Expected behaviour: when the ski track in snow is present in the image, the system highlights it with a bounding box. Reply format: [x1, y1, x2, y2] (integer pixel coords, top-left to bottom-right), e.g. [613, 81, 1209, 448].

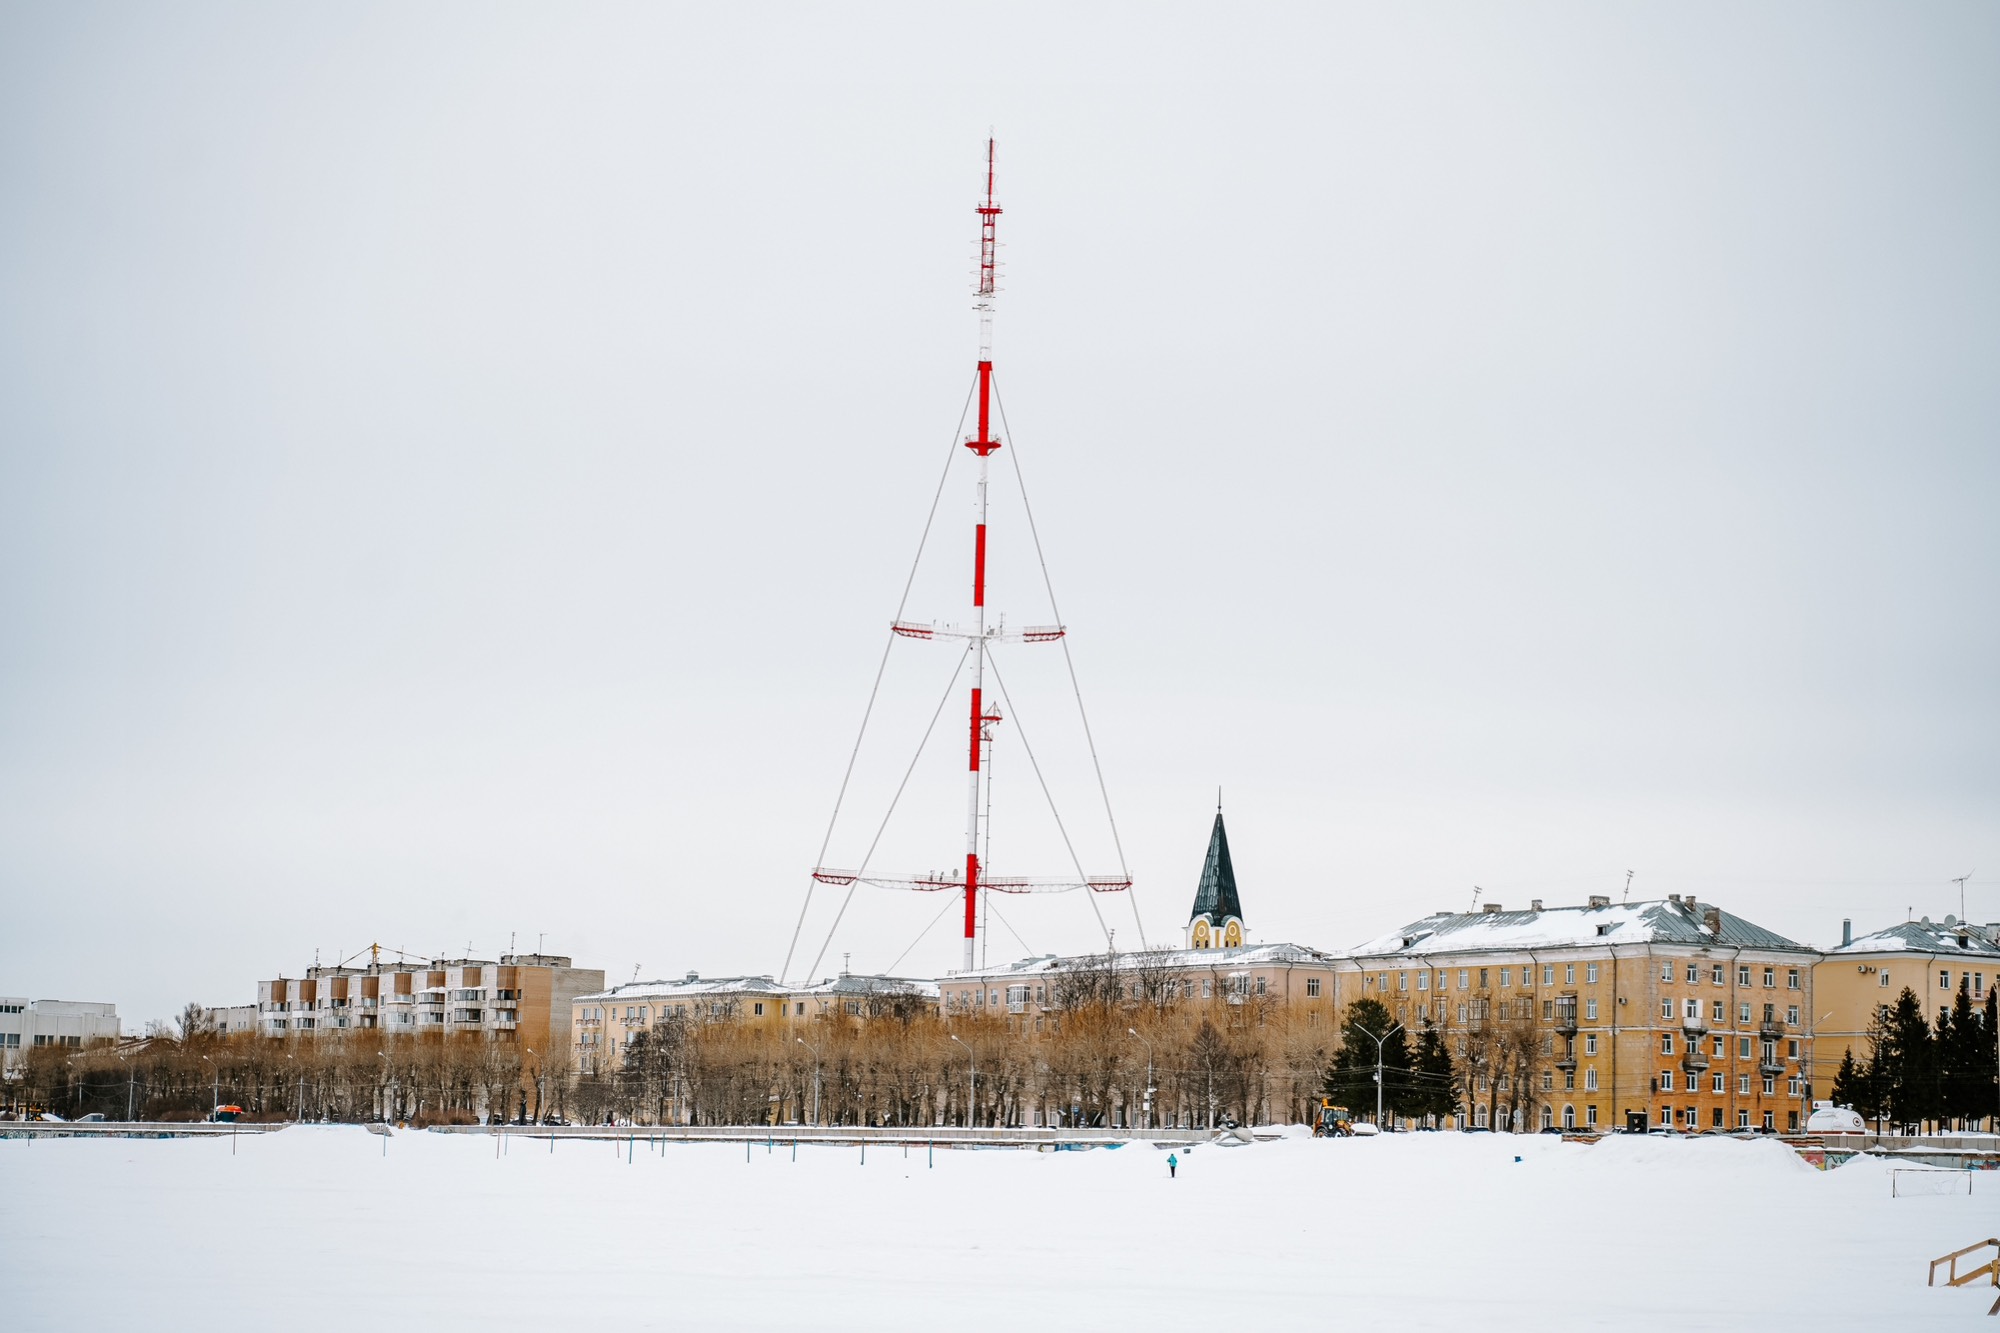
[1, 1127, 1992, 1330]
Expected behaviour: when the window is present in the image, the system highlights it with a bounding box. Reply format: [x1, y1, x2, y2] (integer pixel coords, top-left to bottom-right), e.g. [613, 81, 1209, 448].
[1458, 1004, 1469, 1023]
[1585, 1067, 1599, 1091]
[1478, 969, 1488, 988]
[1584, 1034, 1598, 1055]
[1712, 1000, 1725, 1022]
[1687, 964, 1700, 984]
[1879, 969, 1890, 988]
[1255, 976, 1267, 996]
[1786, 1005, 1799, 1026]
[1543, 966, 1555, 986]
[1562, 1105, 1576, 1129]
[1585, 999, 1598, 1020]
[1787, 969, 1800, 990]
[1978, 974, 1986, 997]
[752, 1003, 764, 1016]
[1683, 1106, 1698, 1126]
[1787, 1077, 1802, 1097]
[1661, 1070, 1675, 1092]
[1565, 964, 1576, 985]
[1306, 978, 1321, 998]
[1661, 999, 1674, 1020]
[1397, 972, 1408, 992]
[1437, 970, 1448, 991]
[1586, 963, 1599, 984]
[1586, 1105, 1598, 1128]
[1711, 1072, 1724, 1093]
[1737, 965, 1751, 986]
[1738, 1003, 1752, 1024]
[1763, 1111, 1776, 1131]
[1940, 969, 1951, 990]
[1661, 1033, 1675, 1055]
[1685, 998, 1700, 1020]
[1708, 965, 1722, 984]
[1737, 1075, 1750, 1095]
[1738, 1037, 1752, 1059]
[1762, 1076, 1775, 1095]
[1416, 972, 1427, 991]
[1458, 970, 1469, 990]
[1713, 1035, 1725, 1057]
[1499, 969, 1510, 988]
[1541, 1070, 1553, 1091]
[1660, 962, 1673, 982]
[1762, 967, 1774, 988]
[1737, 1110, 1750, 1128]
[1712, 1107, 1724, 1128]
[1202, 980, 1213, 999]
[1787, 1039, 1799, 1059]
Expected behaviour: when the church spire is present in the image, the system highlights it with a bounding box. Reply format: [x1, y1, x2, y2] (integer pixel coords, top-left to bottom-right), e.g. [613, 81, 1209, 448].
[1188, 808, 1244, 949]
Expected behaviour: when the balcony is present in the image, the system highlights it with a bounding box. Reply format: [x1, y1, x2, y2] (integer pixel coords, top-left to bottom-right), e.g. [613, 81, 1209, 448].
[1553, 1055, 1578, 1072]
[1758, 1059, 1785, 1076]
[1552, 1008, 1579, 1035]
[1758, 1020, 1784, 1039]
[1680, 1015, 1708, 1035]
[1681, 1051, 1710, 1073]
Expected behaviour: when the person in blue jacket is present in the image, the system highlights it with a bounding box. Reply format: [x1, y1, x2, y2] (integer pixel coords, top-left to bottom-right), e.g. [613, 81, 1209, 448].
[1167, 1152, 1178, 1179]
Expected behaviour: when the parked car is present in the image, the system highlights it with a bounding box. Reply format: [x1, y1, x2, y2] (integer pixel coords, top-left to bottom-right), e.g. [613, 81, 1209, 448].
[76, 1112, 106, 1123]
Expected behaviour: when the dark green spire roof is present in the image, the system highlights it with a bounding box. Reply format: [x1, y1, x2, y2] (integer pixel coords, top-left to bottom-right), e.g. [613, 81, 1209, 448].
[1191, 811, 1242, 925]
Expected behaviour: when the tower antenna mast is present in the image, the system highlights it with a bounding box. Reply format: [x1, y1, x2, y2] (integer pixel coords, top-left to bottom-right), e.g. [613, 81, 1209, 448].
[962, 136, 1004, 973]
[1955, 870, 1974, 924]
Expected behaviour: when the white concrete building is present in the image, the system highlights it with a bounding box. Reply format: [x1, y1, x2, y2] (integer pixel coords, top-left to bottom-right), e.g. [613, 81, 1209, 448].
[0, 998, 121, 1074]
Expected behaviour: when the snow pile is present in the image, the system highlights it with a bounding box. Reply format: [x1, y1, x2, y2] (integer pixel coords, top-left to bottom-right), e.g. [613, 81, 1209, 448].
[1, 1128, 1990, 1329]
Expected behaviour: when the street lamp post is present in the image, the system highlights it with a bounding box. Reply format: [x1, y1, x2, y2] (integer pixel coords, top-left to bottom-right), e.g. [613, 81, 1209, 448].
[795, 1038, 822, 1126]
[1127, 1028, 1155, 1129]
[1354, 1023, 1405, 1129]
[951, 1034, 976, 1128]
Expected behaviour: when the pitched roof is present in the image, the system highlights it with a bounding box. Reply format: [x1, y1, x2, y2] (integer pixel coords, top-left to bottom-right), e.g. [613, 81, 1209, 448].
[1826, 919, 2000, 957]
[943, 942, 1341, 984]
[1190, 811, 1242, 925]
[1349, 898, 1811, 958]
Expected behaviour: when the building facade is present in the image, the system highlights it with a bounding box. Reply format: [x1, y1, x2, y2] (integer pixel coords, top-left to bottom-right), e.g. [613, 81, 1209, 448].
[256, 951, 603, 1061]
[0, 998, 121, 1074]
[1348, 895, 1821, 1132]
[1811, 915, 2000, 1098]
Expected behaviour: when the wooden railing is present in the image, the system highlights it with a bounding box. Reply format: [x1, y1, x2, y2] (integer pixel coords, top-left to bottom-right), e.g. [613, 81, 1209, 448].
[1927, 1237, 2000, 1316]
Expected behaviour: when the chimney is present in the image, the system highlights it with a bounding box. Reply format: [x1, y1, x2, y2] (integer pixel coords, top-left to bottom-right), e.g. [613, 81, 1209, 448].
[1530, 899, 1544, 912]
[1669, 893, 1682, 906]
[1704, 907, 1722, 936]
[1841, 918, 1852, 948]
[1483, 902, 1503, 914]
[1588, 894, 1610, 909]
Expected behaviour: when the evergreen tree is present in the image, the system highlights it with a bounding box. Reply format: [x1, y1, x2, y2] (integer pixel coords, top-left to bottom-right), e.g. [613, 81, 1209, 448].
[1939, 979, 1985, 1127]
[1409, 1021, 1459, 1124]
[1323, 998, 1410, 1122]
[1829, 1047, 1880, 1120]
[1872, 987, 1938, 1132]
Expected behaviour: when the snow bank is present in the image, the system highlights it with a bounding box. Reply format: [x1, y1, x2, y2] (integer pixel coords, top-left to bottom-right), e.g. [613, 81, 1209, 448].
[0, 1128, 1989, 1330]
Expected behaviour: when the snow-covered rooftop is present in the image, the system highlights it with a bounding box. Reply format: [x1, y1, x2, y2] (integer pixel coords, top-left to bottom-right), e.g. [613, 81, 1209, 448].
[1349, 897, 1809, 959]
[577, 971, 938, 1004]
[1826, 918, 2000, 957]
[944, 942, 1342, 984]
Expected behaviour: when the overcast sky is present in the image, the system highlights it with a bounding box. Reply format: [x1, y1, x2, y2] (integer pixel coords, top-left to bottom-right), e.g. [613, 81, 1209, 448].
[3, 2, 1996, 1027]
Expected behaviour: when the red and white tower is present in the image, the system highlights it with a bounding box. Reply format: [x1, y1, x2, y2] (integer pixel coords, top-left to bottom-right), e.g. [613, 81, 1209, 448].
[788, 141, 1135, 982]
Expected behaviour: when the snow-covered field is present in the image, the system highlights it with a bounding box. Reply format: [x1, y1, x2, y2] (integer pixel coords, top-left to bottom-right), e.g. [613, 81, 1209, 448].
[2, 1127, 1991, 1329]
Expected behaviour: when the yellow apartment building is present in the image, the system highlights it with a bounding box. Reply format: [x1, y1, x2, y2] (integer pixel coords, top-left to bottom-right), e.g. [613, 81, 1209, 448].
[1347, 895, 1821, 1132]
[1810, 915, 2000, 1096]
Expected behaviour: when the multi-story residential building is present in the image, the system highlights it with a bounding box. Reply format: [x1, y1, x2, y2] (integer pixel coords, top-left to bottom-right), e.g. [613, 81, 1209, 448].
[1338, 894, 1820, 1132]
[256, 951, 602, 1061]
[1811, 914, 2000, 1096]
[0, 998, 121, 1074]
[573, 970, 937, 1074]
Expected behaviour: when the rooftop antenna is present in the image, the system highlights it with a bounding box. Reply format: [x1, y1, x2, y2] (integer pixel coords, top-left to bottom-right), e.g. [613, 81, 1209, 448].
[632, 963, 642, 982]
[538, 932, 545, 955]
[1954, 871, 1974, 924]
[1623, 870, 1634, 903]
[509, 931, 516, 954]
[842, 952, 851, 976]
[1470, 887, 1483, 913]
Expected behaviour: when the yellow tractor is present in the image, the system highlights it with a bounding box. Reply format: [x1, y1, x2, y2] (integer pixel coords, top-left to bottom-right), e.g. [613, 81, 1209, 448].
[1314, 1099, 1354, 1137]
